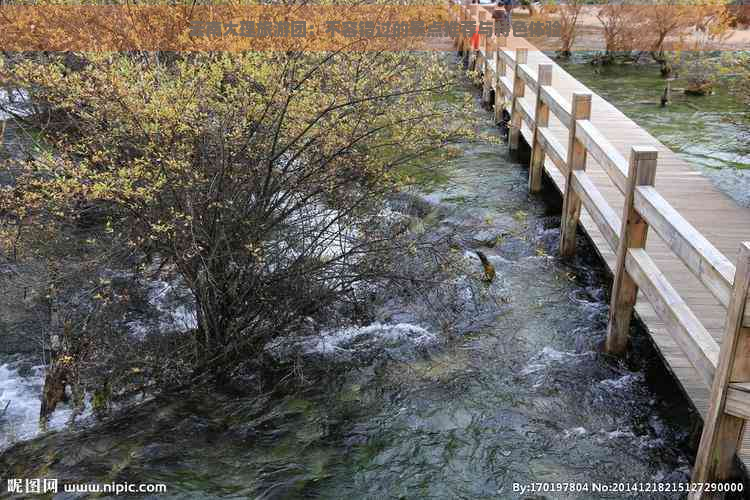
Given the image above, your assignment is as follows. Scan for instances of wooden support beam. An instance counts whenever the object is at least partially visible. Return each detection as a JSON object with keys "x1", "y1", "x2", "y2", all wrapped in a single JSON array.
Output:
[
  {"x1": 625, "y1": 248, "x2": 719, "y2": 386},
  {"x1": 604, "y1": 146, "x2": 658, "y2": 354},
  {"x1": 634, "y1": 185, "x2": 737, "y2": 314},
  {"x1": 495, "y1": 39, "x2": 507, "y2": 106},
  {"x1": 539, "y1": 86, "x2": 572, "y2": 128},
  {"x1": 496, "y1": 35, "x2": 506, "y2": 52},
  {"x1": 462, "y1": 7, "x2": 473, "y2": 64},
  {"x1": 575, "y1": 120, "x2": 629, "y2": 194},
  {"x1": 493, "y1": 44, "x2": 504, "y2": 123},
  {"x1": 467, "y1": 6, "x2": 478, "y2": 70},
  {"x1": 498, "y1": 76, "x2": 513, "y2": 99},
  {"x1": 529, "y1": 64, "x2": 552, "y2": 193},
  {"x1": 571, "y1": 170, "x2": 621, "y2": 252},
  {"x1": 558, "y1": 93, "x2": 592, "y2": 257},
  {"x1": 518, "y1": 64, "x2": 540, "y2": 93},
  {"x1": 726, "y1": 382, "x2": 750, "y2": 420},
  {"x1": 517, "y1": 97, "x2": 535, "y2": 129},
  {"x1": 537, "y1": 127, "x2": 567, "y2": 175},
  {"x1": 476, "y1": 10, "x2": 487, "y2": 73},
  {"x1": 453, "y1": 6, "x2": 461, "y2": 50},
  {"x1": 499, "y1": 48, "x2": 515, "y2": 69},
  {"x1": 482, "y1": 28, "x2": 493, "y2": 106},
  {"x1": 460, "y1": 7, "x2": 468, "y2": 62},
  {"x1": 508, "y1": 48, "x2": 527, "y2": 151},
  {"x1": 691, "y1": 243, "x2": 750, "y2": 495}
]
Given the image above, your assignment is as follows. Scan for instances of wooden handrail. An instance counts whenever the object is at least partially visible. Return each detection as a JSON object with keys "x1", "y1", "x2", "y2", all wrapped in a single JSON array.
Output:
[
  {"x1": 536, "y1": 127, "x2": 567, "y2": 175},
  {"x1": 529, "y1": 64, "x2": 553, "y2": 193},
  {"x1": 498, "y1": 75, "x2": 513, "y2": 98},
  {"x1": 571, "y1": 170, "x2": 621, "y2": 252},
  {"x1": 499, "y1": 48, "x2": 515, "y2": 69},
  {"x1": 726, "y1": 382, "x2": 750, "y2": 420},
  {"x1": 508, "y1": 48, "x2": 528, "y2": 151},
  {"x1": 539, "y1": 86, "x2": 572, "y2": 128},
  {"x1": 575, "y1": 120, "x2": 629, "y2": 194},
  {"x1": 517, "y1": 97, "x2": 535, "y2": 129},
  {"x1": 634, "y1": 186, "x2": 739, "y2": 313},
  {"x1": 625, "y1": 248, "x2": 720, "y2": 387},
  {"x1": 517, "y1": 64, "x2": 539, "y2": 93}
]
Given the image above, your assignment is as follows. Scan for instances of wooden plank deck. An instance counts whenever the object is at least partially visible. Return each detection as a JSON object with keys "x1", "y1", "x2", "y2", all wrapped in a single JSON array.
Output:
[{"x1": 476, "y1": 38, "x2": 750, "y2": 471}]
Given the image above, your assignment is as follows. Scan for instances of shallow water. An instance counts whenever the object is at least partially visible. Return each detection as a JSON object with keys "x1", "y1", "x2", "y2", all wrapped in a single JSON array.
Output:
[
  {"x1": 0, "y1": 61, "x2": 710, "y2": 499},
  {"x1": 0, "y1": 358, "x2": 92, "y2": 451},
  {"x1": 558, "y1": 54, "x2": 750, "y2": 207}
]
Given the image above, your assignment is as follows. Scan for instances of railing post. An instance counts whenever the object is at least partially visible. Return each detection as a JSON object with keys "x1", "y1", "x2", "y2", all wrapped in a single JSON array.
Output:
[
  {"x1": 468, "y1": 6, "x2": 478, "y2": 70},
  {"x1": 456, "y1": 7, "x2": 462, "y2": 53},
  {"x1": 496, "y1": 38, "x2": 506, "y2": 77},
  {"x1": 529, "y1": 64, "x2": 552, "y2": 193},
  {"x1": 604, "y1": 146, "x2": 658, "y2": 353},
  {"x1": 478, "y1": 10, "x2": 489, "y2": 85},
  {"x1": 493, "y1": 41, "x2": 505, "y2": 123},
  {"x1": 558, "y1": 92, "x2": 592, "y2": 257},
  {"x1": 475, "y1": 10, "x2": 483, "y2": 69},
  {"x1": 472, "y1": 6, "x2": 481, "y2": 70},
  {"x1": 508, "y1": 47, "x2": 528, "y2": 152},
  {"x1": 462, "y1": 7, "x2": 471, "y2": 63},
  {"x1": 458, "y1": 7, "x2": 466, "y2": 61},
  {"x1": 456, "y1": 7, "x2": 463, "y2": 55},
  {"x1": 482, "y1": 21, "x2": 493, "y2": 106},
  {"x1": 690, "y1": 242, "x2": 750, "y2": 494}
]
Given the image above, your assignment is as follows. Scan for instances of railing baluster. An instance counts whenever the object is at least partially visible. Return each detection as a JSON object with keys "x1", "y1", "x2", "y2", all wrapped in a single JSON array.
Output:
[
  {"x1": 529, "y1": 64, "x2": 552, "y2": 193},
  {"x1": 473, "y1": 6, "x2": 481, "y2": 71},
  {"x1": 482, "y1": 16, "x2": 493, "y2": 107},
  {"x1": 604, "y1": 146, "x2": 658, "y2": 354},
  {"x1": 691, "y1": 242, "x2": 750, "y2": 494},
  {"x1": 508, "y1": 47, "x2": 528, "y2": 152},
  {"x1": 559, "y1": 92, "x2": 591, "y2": 257},
  {"x1": 456, "y1": 7, "x2": 462, "y2": 54},
  {"x1": 493, "y1": 39, "x2": 505, "y2": 123},
  {"x1": 454, "y1": 6, "x2": 461, "y2": 51},
  {"x1": 463, "y1": 7, "x2": 471, "y2": 64}
]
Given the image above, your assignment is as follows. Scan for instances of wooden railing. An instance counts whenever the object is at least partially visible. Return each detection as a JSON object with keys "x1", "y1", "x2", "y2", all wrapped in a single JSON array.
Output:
[{"x1": 452, "y1": 4, "x2": 750, "y2": 494}]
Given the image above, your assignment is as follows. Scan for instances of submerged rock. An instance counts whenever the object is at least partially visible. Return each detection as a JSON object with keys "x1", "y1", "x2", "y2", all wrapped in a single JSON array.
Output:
[{"x1": 269, "y1": 322, "x2": 440, "y2": 365}]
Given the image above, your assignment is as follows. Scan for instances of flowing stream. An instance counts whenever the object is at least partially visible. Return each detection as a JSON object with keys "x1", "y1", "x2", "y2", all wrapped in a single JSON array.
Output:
[{"x1": 0, "y1": 62, "x2": 719, "y2": 499}]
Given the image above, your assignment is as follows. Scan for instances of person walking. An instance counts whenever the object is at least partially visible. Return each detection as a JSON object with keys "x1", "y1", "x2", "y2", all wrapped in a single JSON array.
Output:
[
  {"x1": 500, "y1": 0, "x2": 514, "y2": 24},
  {"x1": 492, "y1": 2, "x2": 510, "y2": 34}
]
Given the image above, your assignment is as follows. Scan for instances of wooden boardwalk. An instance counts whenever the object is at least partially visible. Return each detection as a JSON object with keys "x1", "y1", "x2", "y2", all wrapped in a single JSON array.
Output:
[{"x1": 452, "y1": 6, "x2": 750, "y2": 488}]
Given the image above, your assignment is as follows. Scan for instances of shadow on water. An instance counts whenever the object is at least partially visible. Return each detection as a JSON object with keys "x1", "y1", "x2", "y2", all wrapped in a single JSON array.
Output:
[{"x1": 2, "y1": 58, "x2": 746, "y2": 499}]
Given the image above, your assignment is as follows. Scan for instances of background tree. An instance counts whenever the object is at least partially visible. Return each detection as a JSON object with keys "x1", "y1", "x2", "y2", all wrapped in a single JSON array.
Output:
[
  {"x1": 639, "y1": 0, "x2": 731, "y2": 77},
  {"x1": 547, "y1": 0, "x2": 583, "y2": 58},
  {"x1": 595, "y1": 5, "x2": 642, "y2": 64}
]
